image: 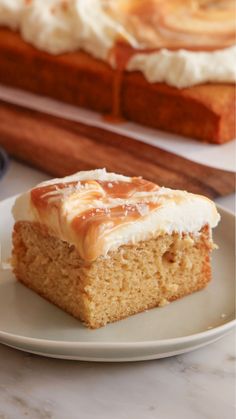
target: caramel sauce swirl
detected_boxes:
[72,202,159,261]
[31,178,158,207]
[108,0,236,52]
[30,176,161,261]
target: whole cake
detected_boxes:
[12,169,220,328]
[0,0,235,143]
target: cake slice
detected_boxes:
[12,169,220,328]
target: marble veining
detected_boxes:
[0,332,235,419]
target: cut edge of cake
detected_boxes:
[12,221,214,329]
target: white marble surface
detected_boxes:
[0,160,235,419]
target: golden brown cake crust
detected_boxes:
[12,221,213,329]
[0,28,235,144]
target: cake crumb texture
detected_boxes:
[12,221,213,329]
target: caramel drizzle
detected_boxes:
[72,201,159,261]
[31,178,159,207]
[30,177,160,260]
[104,41,135,121]
[31,181,105,209]
[111,0,236,51]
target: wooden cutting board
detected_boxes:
[0,100,234,199]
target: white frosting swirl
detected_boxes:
[21,0,137,58]
[0,0,235,87]
[127,46,236,88]
[0,0,23,29]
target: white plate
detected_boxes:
[0,196,235,362]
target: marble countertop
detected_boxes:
[0,160,235,419]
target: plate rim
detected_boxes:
[0,334,231,362]
[0,319,235,350]
[0,195,235,350]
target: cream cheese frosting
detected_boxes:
[127,46,236,89]
[0,0,137,57]
[20,0,137,58]
[0,0,235,88]
[12,169,220,261]
[0,0,23,30]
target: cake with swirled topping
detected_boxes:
[0,0,235,143]
[11,169,220,328]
